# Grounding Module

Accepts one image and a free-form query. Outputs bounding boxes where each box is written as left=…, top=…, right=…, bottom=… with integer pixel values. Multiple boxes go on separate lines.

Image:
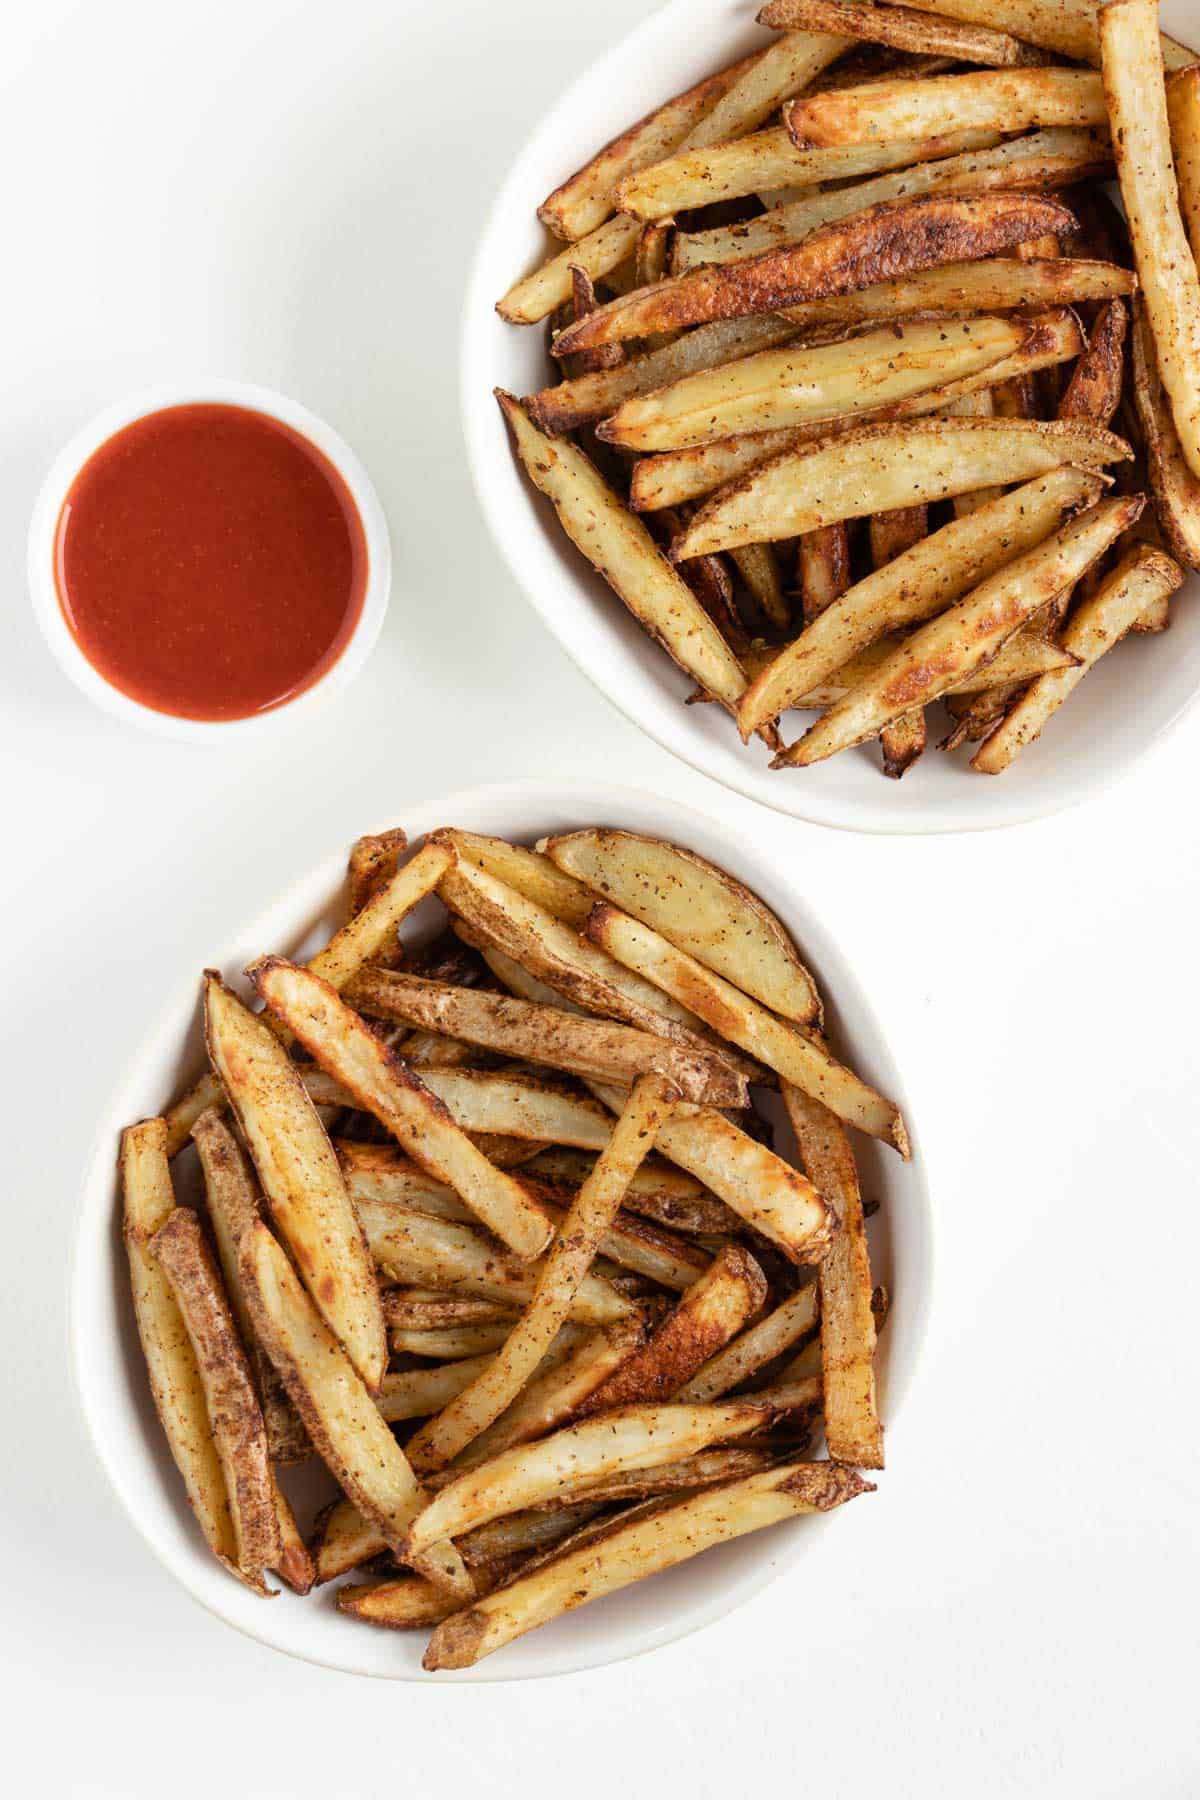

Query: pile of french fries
left=124, top=824, right=900, bottom=1668
left=495, top=0, right=1200, bottom=780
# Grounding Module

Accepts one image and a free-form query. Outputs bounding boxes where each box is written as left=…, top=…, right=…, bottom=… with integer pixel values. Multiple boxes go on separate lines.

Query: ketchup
left=54, top=403, right=368, bottom=721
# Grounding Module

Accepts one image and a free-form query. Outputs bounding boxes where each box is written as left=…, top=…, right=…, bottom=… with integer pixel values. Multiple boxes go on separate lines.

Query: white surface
left=1, top=0, right=1198, bottom=1792
left=465, top=0, right=1200, bottom=834
left=72, top=781, right=932, bottom=1681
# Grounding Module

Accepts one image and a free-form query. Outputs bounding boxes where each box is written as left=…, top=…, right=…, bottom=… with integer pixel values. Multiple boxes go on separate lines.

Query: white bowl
left=461, top=0, right=1200, bottom=835
left=28, top=379, right=391, bottom=742
left=69, top=780, right=932, bottom=1681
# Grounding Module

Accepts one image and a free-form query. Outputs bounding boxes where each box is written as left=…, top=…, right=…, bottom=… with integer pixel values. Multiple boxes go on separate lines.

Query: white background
left=2, top=1, right=1198, bottom=1794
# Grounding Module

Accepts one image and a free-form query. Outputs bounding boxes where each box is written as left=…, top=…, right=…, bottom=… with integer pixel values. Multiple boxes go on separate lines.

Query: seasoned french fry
left=428, top=829, right=594, bottom=929
left=454, top=1321, right=647, bottom=1470
left=1060, top=297, right=1127, bottom=426
left=319, top=1498, right=603, bottom=1591
left=730, top=543, right=790, bottom=630
left=383, top=1291, right=518, bottom=1331
left=424, top=1461, right=873, bottom=1669
left=250, top=957, right=553, bottom=1261
left=1167, top=63, right=1200, bottom=261
left=677, top=1282, right=820, bottom=1402
left=377, top=1355, right=497, bottom=1424
left=541, top=827, right=821, bottom=1026
left=522, top=1146, right=742, bottom=1236
left=391, top=1323, right=518, bottom=1359
left=794, top=627, right=1076, bottom=707
left=778, top=493, right=1143, bottom=765
left=798, top=523, right=851, bottom=621
left=784, top=66, right=1104, bottom=147
left=150, top=1208, right=283, bottom=1582
left=784, top=1086, right=883, bottom=1467
left=203, top=974, right=386, bottom=1390
left=972, top=542, right=1185, bottom=773
left=346, top=826, right=409, bottom=941
left=871, top=506, right=930, bottom=777
left=674, top=418, right=1128, bottom=557
left=759, top=0, right=1042, bottom=63
left=1102, top=0, right=1200, bottom=482
left=337, top=1561, right=518, bottom=1633
left=736, top=467, right=1103, bottom=738
left=872, top=0, right=1197, bottom=69
left=1130, top=294, right=1200, bottom=568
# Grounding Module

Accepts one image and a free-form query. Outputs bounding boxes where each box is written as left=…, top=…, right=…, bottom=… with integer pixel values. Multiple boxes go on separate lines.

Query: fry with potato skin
left=798, top=524, right=851, bottom=622
left=250, top=956, right=553, bottom=1262
left=1167, top=64, right=1200, bottom=262
left=784, top=66, right=1104, bottom=149
left=676, top=1282, right=820, bottom=1402
left=150, top=1207, right=283, bottom=1582
left=1130, top=288, right=1200, bottom=571
left=871, top=0, right=1197, bottom=67
left=454, top=1321, right=648, bottom=1470
left=203, top=973, right=387, bottom=1390
left=404, top=1076, right=680, bottom=1473
left=428, top=829, right=595, bottom=929
left=759, top=0, right=1042, bottom=64
left=424, top=1461, right=873, bottom=1670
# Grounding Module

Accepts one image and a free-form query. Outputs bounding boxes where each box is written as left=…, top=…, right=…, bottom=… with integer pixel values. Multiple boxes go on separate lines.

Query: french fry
left=121, top=1120, right=245, bottom=1581
left=784, top=1086, right=883, bottom=1467
left=777, top=493, right=1143, bottom=765
left=424, top=1461, right=873, bottom=1669
left=759, top=0, right=1042, bottom=63
left=871, top=0, right=1197, bottom=69
left=794, top=627, right=1077, bottom=706
left=453, top=1321, right=647, bottom=1470
left=1102, top=0, right=1200, bottom=482
left=377, top=1355, right=496, bottom=1424
left=598, top=314, right=1034, bottom=452
left=150, top=1208, right=283, bottom=1583
left=541, top=827, right=822, bottom=1026
left=190, top=1109, right=309, bottom=1465
left=203, top=974, right=386, bottom=1390
left=391, top=1323, right=518, bottom=1359
left=383, top=1291, right=518, bottom=1331
left=587, top=903, right=906, bottom=1153
left=772, top=255, right=1130, bottom=329
left=871, top=506, right=930, bottom=778
left=971, top=542, right=1185, bottom=773
left=1059, top=297, right=1127, bottom=426
left=320, top=1498, right=603, bottom=1592
left=1130, top=294, right=1200, bottom=568
left=798, top=524, right=851, bottom=621
left=344, top=968, right=747, bottom=1105
left=404, top=1076, right=680, bottom=1472
left=428, top=829, right=594, bottom=928
left=673, top=418, right=1128, bottom=557
left=337, top=1560, right=519, bottom=1633
left=551, top=193, right=1075, bottom=356
left=250, top=957, right=553, bottom=1261
left=1167, top=63, right=1200, bottom=260
left=345, top=825, right=409, bottom=958
left=237, top=1220, right=471, bottom=1600
left=730, top=543, right=790, bottom=630
left=676, top=1282, right=820, bottom=1402
left=736, top=467, right=1103, bottom=738
left=497, top=392, right=748, bottom=710
left=522, top=1146, right=743, bottom=1236
left=784, top=66, right=1105, bottom=148
left=405, top=1398, right=776, bottom=1562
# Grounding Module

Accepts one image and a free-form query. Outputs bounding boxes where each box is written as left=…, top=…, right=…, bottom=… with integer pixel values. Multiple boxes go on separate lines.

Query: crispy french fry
left=377, top=1355, right=496, bottom=1423
left=237, top=1220, right=470, bottom=1599
left=1059, top=297, right=1127, bottom=426
left=540, top=827, right=821, bottom=1025
left=872, top=0, right=1197, bottom=69
left=798, top=523, right=851, bottom=621
left=774, top=254, right=1129, bottom=329
left=778, top=493, right=1143, bottom=764
left=794, top=627, right=1077, bottom=707
left=587, top=903, right=906, bottom=1153
left=1167, top=63, right=1200, bottom=261
left=454, top=1321, right=647, bottom=1470
left=736, top=467, right=1102, bottom=737
left=547, top=1444, right=780, bottom=1507
left=150, top=1208, right=283, bottom=1582
left=677, top=1282, right=820, bottom=1402
left=383, top=1291, right=518, bottom=1331
left=345, top=826, right=409, bottom=953
left=1130, top=294, right=1200, bottom=568
left=522, top=1147, right=742, bottom=1236
left=674, top=418, right=1128, bottom=557
left=404, top=1076, right=680, bottom=1473
left=731, top=542, right=790, bottom=630
left=250, top=957, right=552, bottom=1261
left=319, top=1497, right=603, bottom=1591
left=391, top=1323, right=517, bottom=1358
left=337, top=1560, right=519, bottom=1632
left=1102, top=0, right=1200, bottom=482
left=971, top=542, right=1185, bottom=773
left=344, top=968, right=747, bottom=1106
left=871, top=507, right=930, bottom=777
left=552, top=193, right=1075, bottom=356
left=428, top=829, right=594, bottom=928
left=203, top=974, right=386, bottom=1390
left=784, top=1086, right=883, bottom=1467
left=759, top=0, right=1041, bottom=63
left=424, top=1461, right=873, bottom=1669
left=784, top=66, right=1104, bottom=148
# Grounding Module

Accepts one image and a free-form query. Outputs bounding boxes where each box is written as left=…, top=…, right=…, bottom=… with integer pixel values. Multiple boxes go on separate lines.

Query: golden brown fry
left=346, top=826, right=409, bottom=934
left=784, top=66, right=1104, bottom=147
left=429, top=829, right=594, bottom=928
left=382, top=1291, right=518, bottom=1331
left=391, top=1323, right=518, bottom=1359
left=1130, top=294, right=1200, bottom=568
left=522, top=1147, right=742, bottom=1236
left=1167, top=63, right=1200, bottom=261
left=1059, top=298, right=1127, bottom=426
left=455, top=1321, right=647, bottom=1470
left=798, top=523, right=851, bottom=621
left=677, top=1282, right=820, bottom=1402
left=873, top=0, right=1197, bottom=69
left=871, top=507, right=930, bottom=778
left=730, top=543, right=790, bottom=630
left=337, top=1561, right=517, bottom=1632
left=795, top=627, right=1076, bottom=706
left=759, top=0, right=1041, bottom=63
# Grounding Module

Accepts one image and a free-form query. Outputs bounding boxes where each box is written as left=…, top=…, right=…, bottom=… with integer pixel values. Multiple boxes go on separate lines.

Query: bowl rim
left=68, top=777, right=934, bottom=1682
left=458, top=0, right=1200, bottom=836
left=28, top=377, right=392, bottom=743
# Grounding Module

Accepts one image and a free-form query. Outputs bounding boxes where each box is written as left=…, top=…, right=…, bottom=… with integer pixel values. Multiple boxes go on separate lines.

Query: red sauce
left=54, top=403, right=368, bottom=721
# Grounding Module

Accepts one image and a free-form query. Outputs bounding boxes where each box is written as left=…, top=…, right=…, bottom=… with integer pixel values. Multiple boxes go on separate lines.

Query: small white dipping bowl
left=69, top=779, right=933, bottom=1682
left=461, top=0, right=1200, bottom=834
left=29, top=379, right=391, bottom=742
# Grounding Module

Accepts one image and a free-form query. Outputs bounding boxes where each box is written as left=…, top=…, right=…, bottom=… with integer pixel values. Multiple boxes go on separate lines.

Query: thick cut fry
left=190, top=1109, right=309, bottom=1465
left=250, top=957, right=552, bottom=1261
left=424, top=1461, right=872, bottom=1669
left=599, top=314, right=1032, bottom=452
left=677, top=1282, right=820, bottom=1402
left=121, top=1121, right=242, bottom=1579
left=794, top=627, right=1076, bottom=706
left=405, top=1399, right=774, bottom=1560
left=552, top=193, right=1075, bottom=355
left=873, top=0, right=1197, bottom=69
left=337, top=1562, right=517, bottom=1633
left=345, top=827, right=410, bottom=960
left=736, top=467, right=1103, bottom=737
left=384, top=1291, right=518, bottom=1330
left=799, top=523, right=852, bottom=620
left=428, top=829, right=594, bottom=928
left=497, top=392, right=747, bottom=708
left=784, top=66, right=1104, bottom=148
left=1059, top=298, right=1127, bottom=426
left=780, top=493, right=1143, bottom=764
left=579, top=1246, right=769, bottom=1410
left=546, top=1445, right=780, bottom=1508
left=404, top=1077, right=680, bottom=1473
left=1131, top=295, right=1200, bottom=568
left=497, top=214, right=643, bottom=327
left=972, top=542, right=1185, bottom=773
left=454, top=1322, right=647, bottom=1470
left=588, top=903, right=906, bottom=1153
left=1103, top=0, right=1200, bottom=482
left=310, top=840, right=452, bottom=994
left=522, top=1147, right=742, bottom=1236
left=344, top=968, right=746, bottom=1106
left=377, top=1356, right=495, bottom=1423
left=320, top=1498, right=602, bottom=1590
left=203, top=974, right=386, bottom=1390
left=760, top=0, right=1041, bottom=63
left=784, top=1086, right=882, bottom=1467
left=237, top=1221, right=470, bottom=1599
left=675, top=418, right=1128, bottom=557
left=541, top=828, right=821, bottom=1026
left=673, top=131, right=1113, bottom=270
left=1167, top=65, right=1200, bottom=262
left=150, top=1208, right=282, bottom=1581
